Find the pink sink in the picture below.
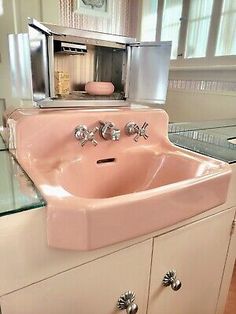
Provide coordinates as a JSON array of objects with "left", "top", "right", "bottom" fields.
[
  {"left": 58, "top": 150, "right": 217, "bottom": 198},
  {"left": 8, "top": 107, "right": 231, "bottom": 250}
]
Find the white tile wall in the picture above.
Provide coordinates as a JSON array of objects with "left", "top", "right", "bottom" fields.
[{"left": 168, "top": 79, "right": 236, "bottom": 93}]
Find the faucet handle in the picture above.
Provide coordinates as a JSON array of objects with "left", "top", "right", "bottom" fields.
[
  {"left": 125, "top": 122, "right": 149, "bottom": 142},
  {"left": 74, "top": 125, "right": 99, "bottom": 147},
  {"left": 134, "top": 122, "right": 149, "bottom": 142},
  {"left": 125, "top": 122, "right": 139, "bottom": 136}
]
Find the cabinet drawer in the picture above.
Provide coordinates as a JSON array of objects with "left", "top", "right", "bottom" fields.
[
  {"left": 148, "top": 209, "right": 235, "bottom": 314},
  {"left": 1, "top": 239, "right": 152, "bottom": 314}
]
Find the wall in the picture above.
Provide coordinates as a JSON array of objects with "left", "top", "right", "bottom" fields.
[
  {"left": 54, "top": 48, "right": 95, "bottom": 91},
  {"left": 138, "top": 1, "right": 236, "bottom": 122},
  {"left": 0, "top": 0, "right": 19, "bottom": 113},
  {"left": 0, "top": 0, "right": 141, "bottom": 116},
  {"left": 0, "top": 0, "right": 59, "bottom": 113},
  {"left": 59, "top": 0, "right": 141, "bottom": 37},
  {"left": 164, "top": 69, "right": 236, "bottom": 122},
  {"left": 55, "top": 0, "right": 142, "bottom": 92},
  {"left": 2, "top": 1, "right": 235, "bottom": 122}
]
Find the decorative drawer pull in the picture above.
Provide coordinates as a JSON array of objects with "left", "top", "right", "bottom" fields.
[
  {"left": 162, "top": 270, "right": 182, "bottom": 291},
  {"left": 117, "top": 291, "right": 138, "bottom": 314}
]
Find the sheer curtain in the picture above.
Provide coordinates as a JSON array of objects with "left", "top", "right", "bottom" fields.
[
  {"left": 140, "top": 0, "right": 158, "bottom": 41},
  {"left": 161, "top": 0, "right": 183, "bottom": 59},
  {"left": 185, "top": 0, "right": 214, "bottom": 58},
  {"left": 0, "top": 0, "right": 3, "bottom": 16},
  {"left": 216, "top": 0, "right": 236, "bottom": 56}
]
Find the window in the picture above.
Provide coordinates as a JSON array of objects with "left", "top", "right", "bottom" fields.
[
  {"left": 140, "top": 0, "right": 236, "bottom": 66},
  {"left": 161, "top": 0, "right": 183, "bottom": 59},
  {"left": 185, "top": 0, "right": 214, "bottom": 58},
  {"left": 215, "top": 0, "right": 236, "bottom": 56}
]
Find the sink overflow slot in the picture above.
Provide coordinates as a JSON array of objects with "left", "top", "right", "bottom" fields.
[{"left": 97, "top": 158, "right": 116, "bottom": 164}]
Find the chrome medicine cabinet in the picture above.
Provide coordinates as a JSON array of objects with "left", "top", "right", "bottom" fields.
[{"left": 9, "top": 18, "right": 171, "bottom": 108}]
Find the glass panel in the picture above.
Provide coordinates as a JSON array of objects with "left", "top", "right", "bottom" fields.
[
  {"left": 140, "top": 0, "right": 158, "bottom": 41},
  {"left": 0, "top": 151, "right": 45, "bottom": 216},
  {"left": 169, "top": 124, "right": 236, "bottom": 164},
  {"left": 0, "top": 134, "right": 6, "bottom": 150},
  {"left": 215, "top": 0, "right": 236, "bottom": 56},
  {"left": 169, "top": 118, "right": 236, "bottom": 133},
  {"left": 0, "top": 100, "right": 7, "bottom": 151},
  {"left": 169, "top": 132, "right": 236, "bottom": 163},
  {"left": 185, "top": 0, "right": 214, "bottom": 58},
  {"left": 161, "top": 0, "right": 183, "bottom": 59}
]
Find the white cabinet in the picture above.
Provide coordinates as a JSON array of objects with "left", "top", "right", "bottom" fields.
[
  {"left": 1, "top": 209, "right": 235, "bottom": 314},
  {"left": 148, "top": 208, "right": 235, "bottom": 314},
  {"left": 1, "top": 240, "right": 152, "bottom": 314}
]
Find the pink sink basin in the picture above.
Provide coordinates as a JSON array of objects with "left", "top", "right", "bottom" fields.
[
  {"left": 8, "top": 107, "right": 231, "bottom": 250},
  {"left": 58, "top": 150, "right": 217, "bottom": 199}
]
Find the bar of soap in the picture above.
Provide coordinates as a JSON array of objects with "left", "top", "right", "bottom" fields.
[{"left": 85, "top": 82, "right": 114, "bottom": 95}]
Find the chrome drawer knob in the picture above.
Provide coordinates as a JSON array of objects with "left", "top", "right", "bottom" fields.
[
  {"left": 162, "top": 270, "right": 182, "bottom": 291},
  {"left": 117, "top": 291, "right": 138, "bottom": 314}
]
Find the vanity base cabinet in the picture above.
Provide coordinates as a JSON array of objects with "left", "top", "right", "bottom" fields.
[
  {"left": 0, "top": 209, "right": 235, "bottom": 314},
  {"left": 0, "top": 240, "right": 152, "bottom": 314},
  {"left": 216, "top": 209, "right": 236, "bottom": 314},
  {"left": 148, "top": 208, "right": 235, "bottom": 314}
]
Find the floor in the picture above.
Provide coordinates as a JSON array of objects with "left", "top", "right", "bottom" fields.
[{"left": 224, "top": 264, "right": 236, "bottom": 314}]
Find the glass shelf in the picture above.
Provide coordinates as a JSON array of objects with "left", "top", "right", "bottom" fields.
[
  {"left": 169, "top": 123, "right": 236, "bottom": 164},
  {"left": 0, "top": 151, "right": 46, "bottom": 217},
  {"left": 169, "top": 118, "right": 236, "bottom": 133}
]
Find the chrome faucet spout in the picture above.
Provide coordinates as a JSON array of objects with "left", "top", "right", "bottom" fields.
[{"left": 99, "top": 121, "right": 121, "bottom": 141}]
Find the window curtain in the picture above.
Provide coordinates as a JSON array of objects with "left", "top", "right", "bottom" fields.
[
  {"left": 185, "top": 0, "right": 214, "bottom": 58},
  {"left": 161, "top": 0, "right": 183, "bottom": 59},
  {"left": 216, "top": 0, "right": 236, "bottom": 56}
]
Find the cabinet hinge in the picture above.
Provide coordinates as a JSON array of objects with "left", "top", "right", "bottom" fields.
[{"left": 231, "top": 220, "right": 236, "bottom": 235}]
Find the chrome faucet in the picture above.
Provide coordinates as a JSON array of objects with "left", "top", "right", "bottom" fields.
[
  {"left": 74, "top": 125, "right": 99, "bottom": 147},
  {"left": 125, "top": 122, "right": 149, "bottom": 142},
  {"left": 74, "top": 121, "right": 148, "bottom": 146},
  {"left": 99, "top": 121, "right": 121, "bottom": 141}
]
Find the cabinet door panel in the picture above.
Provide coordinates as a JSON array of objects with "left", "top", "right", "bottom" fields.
[
  {"left": 148, "top": 209, "right": 235, "bottom": 314},
  {"left": 1, "top": 240, "right": 152, "bottom": 314}
]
